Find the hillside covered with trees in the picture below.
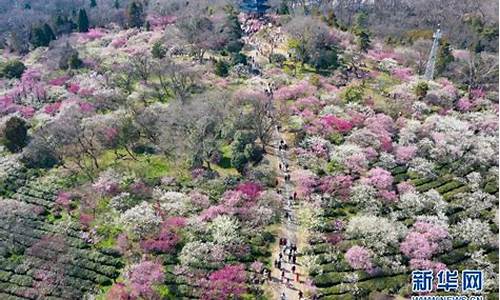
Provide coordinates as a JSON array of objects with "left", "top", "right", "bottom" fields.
[{"left": 0, "top": 0, "right": 498, "bottom": 299}]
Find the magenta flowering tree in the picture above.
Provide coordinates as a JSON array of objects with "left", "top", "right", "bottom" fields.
[
  {"left": 345, "top": 245, "right": 373, "bottom": 272},
  {"left": 48, "top": 75, "right": 70, "bottom": 86},
  {"left": 291, "top": 169, "right": 318, "bottom": 199},
  {"left": 367, "top": 49, "right": 400, "bottom": 61},
  {"left": 319, "top": 114, "right": 353, "bottom": 134},
  {"left": 318, "top": 175, "right": 353, "bottom": 200},
  {"left": 126, "top": 260, "right": 165, "bottom": 299},
  {"left": 189, "top": 191, "right": 211, "bottom": 210},
  {"left": 92, "top": 170, "right": 121, "bottom": 196},
  {"left": 235, "top": 182, "right": 263, "bottom": 201},
  {"left": 326, "top": 232, "right": 343, "bottom": 245},
  {"left": 79, "top": 213, "right": 94, "bottom": 228},
  {"left": 391, "top": 67, "right": 413, "bottom": 81},
  {"left": 394, "top": 145, "right": 417, "bottom": 163},
  {"left": 106, "top": 282, "right": 132, "bottom": 300},
  {"left": 274, "top": 81, "right": 316, "bottom": 101},
  {"left": 55, "top": 191, "right": 72, "bottom": 210},
  {"left": 363, "top": 113, "right": 395, "bottom": 151},
  {"left": 147, "top": 14, "right": 177, "bottom": 29},
  {"left": 200, "top": 205, "right": 230, "bottom": 221},
  {"left": 294, "top": 96, "right": 323, "bottom": 113},
  {"left": 111, "top": 37, "right": 128, "bottom": 48},
  {"left": 366, "top": 167, "right": 394, "bottom": 190},
  {"left": 456, "top": 97, "right": 473, "bottom": 111},
  {"left": 141, "top": 224, "right": 180, "bottom": 254},
  {"left": 250, "top": 261, "right": 264, "bottom": 273},
  {"left": 85, "top": 28, "right": 105, "bottom": 40},
  {"left": 43, "top": 102, "right": 62, "bottom": 115},
  {"left": 202, "top": 264, "right": 247, "bottom": 300},
  {"left": 68, "top": 83, "right": 80, "bottom": 94},
  {"left": 400, "top": 221, "right": 449, "bottom": 260},
  {"left": 79, "top": 100, "right": 95, "bottom": 112},
  {"left": 397, "top": 182, "right": 416, "bottom": 194}
]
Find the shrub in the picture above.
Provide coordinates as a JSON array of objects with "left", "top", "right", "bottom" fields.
[
  {"left": 415, "top": 81, "right": 429, "bottom": 99},
  {"left": 2, "top": 116, "right": 28, "bottom": 153},
  {"left": 21, "top": 137, "right": 59, "bottom": 168},
  {"left": 269, "top": 53, "right": 286, "bottom": 66},
  {"left": 1, "top": 60, "right": 26, "bottom": 79},
  {"left": 68, "top": 52, "right": 83, "bottom": 69},
  {"left": 215, "top": 60, "right": 229, "bottom": 77},
  {"left": 231, "top": 52, "right": 247, "bottom": 65},
  {"left": 151, "top": 40, "right": 167, "bottom": 59},
  {"left": 341, "top": 85, "right": 364, "bottom": 103}
]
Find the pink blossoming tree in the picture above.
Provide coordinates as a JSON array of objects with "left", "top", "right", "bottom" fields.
[{"left": 202, "top": 264, "right": 247, "bottom": 300}]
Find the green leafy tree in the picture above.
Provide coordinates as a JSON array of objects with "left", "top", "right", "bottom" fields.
[
  {"left": 277, "top": 1, "right": 290, "bottom": 15},
  {"left": 2, "top": 116, "right": 28, "bottom": 153},
  {"left": 435, "top": 40, "right": 454, "bottom": 75},
  {"left": 223, "top": 11, "right": 243, "bottom": 53},
  {"left": 356, "top": 30, "right": 371, "bottom": 52},
  {"left": 30, "top": 26, "right": 48, "bottom": 48},
  {"left": 127, "top": 1, "right": 145, "bottom": 28},
  {"left": 151, "top": 41, "right": 167, "bottom": 59},
  {"left": 341, "top": 85, "right": 364, "bottom": 103},
  {"left": 90, "top": 0, "right": 97, "bottom": 8},
  {"left": 30, "top": 23, "right": 55, "bottom": 48},
  {"left": 353, "top": 12, "right": 371, "bottom": 52},
  {"left": 68, "top": 52, "right": 83, "bottom": 69},
  {"left": 43, "top": 23, "right": 56, "bottom": 42},
  {"left": 415, "top": 81, "right": 429, "bottom": 99},
  {"left": 1, "top": 60, "right": 26, "bottom": 79},
  {"left": 324, "top": 9, "right": 338, "bottom": 27},
  {"left": 78, "top": 9, "right": 89, "bottom": 32},
  {"left": 230, "top": 130, "right": 259, "bottom": 173},
  {"left": 215, "top": 60, "right": 229, "bottom": 77}
]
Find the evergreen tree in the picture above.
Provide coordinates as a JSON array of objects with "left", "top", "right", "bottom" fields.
[
  {"left": 127, "top": 1, "right": 145, "bottom": 28},
  {"left": 43, "top": 23, "right": 56, "bottom": 42},
  {"left": 356, "top": 30, "right": 371, "bottom": 52},
  {"left": 1, "top": 60, "right": 26, "bottom": 79},
  {"left": 435, "top": 39, "right": 454, "bottom": 75},
  {"left": 78, "top": 9, "right": 89, "bottom": 32},
  {"left": 277, "top": 1, "right": 289, "bottom": 15},
  {"left": 90, "top": 0, "right": 97, "bottom": 8},
  {"left": 114, "top": 0, "right": 120, "bottom": 9},
  {"left": 30, "top": 26, "right": 48, "bottom": 48},
  {"left": 151, "top": 40, "right": 166, "bottom": 59},
  {"left": 2, "top": 116, "right": 28, "bottom": 153},
  {"left": 324, "top": 9, "right": 338, "bottom": 27},
  {"left": 68, "top": 52, "right": 83, "bottom": 69},
  {"left": 353, "top": 12, "right": 371, "bottom": 52}
]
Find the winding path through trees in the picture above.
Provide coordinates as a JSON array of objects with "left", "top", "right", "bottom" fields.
[{"left": 267, "top": 124, "right": 311, "bottom": 300}]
